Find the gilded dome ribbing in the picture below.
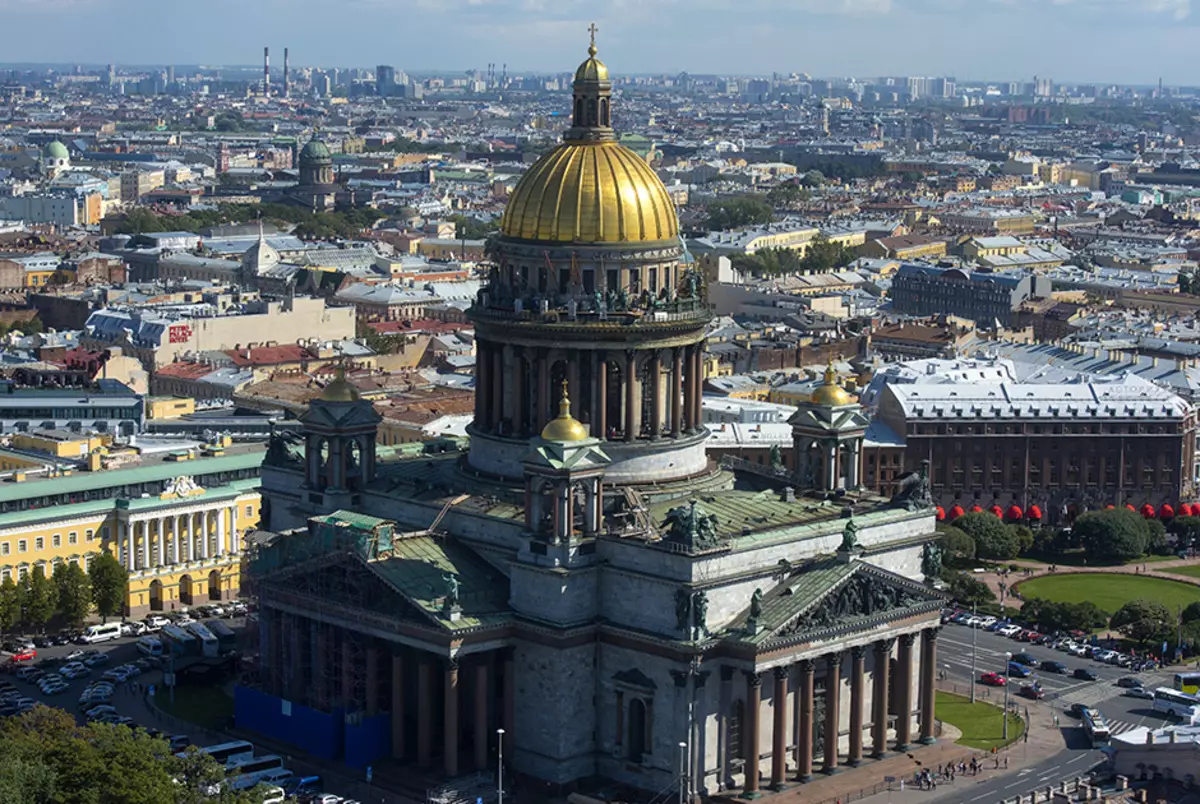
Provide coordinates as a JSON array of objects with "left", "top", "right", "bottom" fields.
[
  {"left": 500, "top": 141, "right": 678, "bottom": 244},
  {"left": 541, "top": 381, "right": 589, "bottom": 442},
  {"left": 810, "top": 362, "right": 853, "bottom": 407}
]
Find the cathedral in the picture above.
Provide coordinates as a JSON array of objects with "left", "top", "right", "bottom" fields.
[{"left": 246, "top": 35, "right": 945, "bottom": 798}]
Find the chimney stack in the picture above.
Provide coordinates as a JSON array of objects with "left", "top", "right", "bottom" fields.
[
  {"left": 263, "top": 46, "right": 270, "bottom": 96},
  {"left": 283, "top": 47, "right": 290, "bottom": 97}
]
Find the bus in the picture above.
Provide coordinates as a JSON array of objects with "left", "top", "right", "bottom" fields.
[
  {"left": 1081, "top": 707, "right": 1111, "bottom": 747},
  {"left": 176, "top": 740, "right": 255, "bottom": 768},
  {"left": 1174, "top": 673, "right": 1200, "bottom": 695},
  {"left": 185, "top": 621, "right": 219, "bottom": 659},
  {"left": 77, "top": 622, "right": 122, "bottom": 644},
  {"left": 225, "top": 755, "right": 286, "bottom": 790},
  {"left": 136, "top": 636, "right": 164, "bottom": 657},
  {"left": 1152, "top": 687, "right": 1200, "bottom": 721},
  {"left": 160, "top": 624, "right": 198, "bottom": 657},
  {"left": 205, "top": 619, "right": 237, "bottom": 654}
]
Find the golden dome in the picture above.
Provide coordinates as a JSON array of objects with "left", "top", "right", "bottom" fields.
[
  {"left": 320, "top": 366, "right": 361, "bottom": 402},
  {"left": 810, "top": 362, "right": 853, "bottom": 407},
  {"left": 575, "top": 45, "right": 609, "bottom": 82},
  {"left": 501, "top": 141, "right": 678, "bottom": 244},
  {"left": 541, "top": 381, "right": 589, "bottom": 442}
]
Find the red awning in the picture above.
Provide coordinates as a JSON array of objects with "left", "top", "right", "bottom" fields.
[
  {"left": 1104, "top": 504, "right": 1115, "bottom": 509},
  {"left": 1160, "top": 504, "right": 1175, "bottom": 519},
  {"left": 1007, "top": 505, "right": 1023, "bottom": 521},
  {"left": 949, "top": 505, "right": 965, "bottom": 520},
  {"left": 1125, "top": 504, "right": 1137, "bottom": 512},
  {"left": 1140, "top": 503, "right": 1156, "bottom": 519},
  {"left": 1028, "top": 505, "right": 1042, "bottom": 519},
  {"left": 1181, "top": 503, "right": 1194, "bottom": 517},
  {"left": 935, "top": 506, "right": 946, "bottom": 521},
  {"left": 970, "top": 504, "right": 983, "bottom": 514},
  {"left": 989, "top": 505, "right": 1004, "bottom": 518}
]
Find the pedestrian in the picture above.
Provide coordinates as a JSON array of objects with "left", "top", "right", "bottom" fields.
[
  {"left": 1004, "top": 756, "right": 1008, "bottom": 769},
  {"left": 899, "top": 779, "right": 905, "bottom": 792}
]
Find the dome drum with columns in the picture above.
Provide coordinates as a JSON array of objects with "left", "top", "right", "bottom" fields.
[{"left": 468, "top": 35, "right": 713, "bottom": 488}]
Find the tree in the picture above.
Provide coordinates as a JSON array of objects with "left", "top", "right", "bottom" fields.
[
  {"left": 0, "top": 575, "right": 19, "bottom": 636},
  {"left": 954, "top": 512, "right": 1021, "bottom": 560},
  {"left": 1182, "top": 601, "right": 1200, "bottom": 624},
  {"left": 1074, "top": 509, "right": 1148, "bottom": 564},
  {"left": 938, "top": 525, "right": 976, "bottom": 563},
  {"left": 54, "top": 562, "right": 91, "bottom": 628},
  {"left": 1008, "top": 525, "right": 1035, "bottom": 555},
  {"left": 941, "top": 569, "right": 995, "bottom": 606},
  {"left": 88, "top": 552, "right": 128, "bottom": 623},
  {"left": 447, "top": 214, "right": 495, "bottom": 241},
  {"left": 798, "top": 233, "right": 856, "bottom": 275},
  {"left": 1110, "top": 599, "right": 1174, "bottom": 645},
  {"left": 705, "top": 196, "right": 774, "bottom": 230},
  {"left": 1169, "top": 515, "right": 1200, "bottom": 549},
  {"left": 801, "top": 169, "right": 826, "bottom": 187},
  {"left": 22, "top": 566, "right": 56, "bottom": 633},
  {"left": 765, "top": 182, "right": 809, "bottom": 209},
  {"left": 730, "top": 247, "right": 804, "bottom": 278},
  {"left": 0, "top": 705, "right": 262, "bottom": 804},
  {"left": 1144, "top": 518, "right": 1170, "bottom": 556},
  {"left": 1020, "top": 598, "right": 1109, "bottom": 633},
  {"left": 1180, "top": 271, "right": 1193, "bottom": 295}
]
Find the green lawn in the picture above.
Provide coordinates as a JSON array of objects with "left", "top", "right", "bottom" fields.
[
  {"left": 1017, "top": 573, "right": 1199, "bottom": 614},
  {"left": 153, "top": 685, "right": 234, "bottom": 730},
  {"left": 1167, "top": 565, "right": 1200, "bottom": 580},
  {"left": 936, "top": 691, "right": 1024, "bottom": 750}
]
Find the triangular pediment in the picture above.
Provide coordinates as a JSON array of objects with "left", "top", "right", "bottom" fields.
[
  {"left": 789, "top": 406, "right": 870, "bottom": 435},
  {"left": 728, "top": 559, "right": 944, "bottom": 648}
]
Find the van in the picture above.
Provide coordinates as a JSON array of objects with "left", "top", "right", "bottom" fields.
[
  {"left": 78, "top": 623, "right": 122, "bottom": 644},
  {"left": 137, "top": 637, "right": 164, "bottom": 657}
]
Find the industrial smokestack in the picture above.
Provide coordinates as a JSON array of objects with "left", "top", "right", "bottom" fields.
[
  {"left": 263, "top": 46, "right": 270, "bottom": 96},
  {"left": 283, "top": 47, "right": 290, "bottom": 98}
]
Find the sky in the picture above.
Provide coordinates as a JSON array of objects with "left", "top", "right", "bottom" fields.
[{"left": 1, "top": 0, "right": 1197, "bottom": 86}]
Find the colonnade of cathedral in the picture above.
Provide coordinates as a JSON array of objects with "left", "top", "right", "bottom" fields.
[
  {"left": 473, "top": 340, "right": 706, "bottom": 441},
  {"left": 732, "top": 628, "right": 939, "bottom": 792}
]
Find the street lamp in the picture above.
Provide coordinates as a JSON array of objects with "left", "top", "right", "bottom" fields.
[
  {"left": 497, "top": 728, "right": 505, "bottom": 804},
  {"left": 1003, "top": 652, "right": 1011, "bottom": 741},
  {"left": 677, "top": 741, "right": 688, "bottom": 804}
]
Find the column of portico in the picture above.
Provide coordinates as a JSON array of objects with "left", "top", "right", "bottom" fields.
[
  {"left": 156, "top": 518, "right": 165, "bottom": 567},
  {"left": 847, "top": 646, "right": 866, "bottom": 766},
  {"left": 823, "top": 653, "right": 842, "bottom": 774},
  {"left": 417, "top": 657, "right": 433, "bottom": 768},
  {"left": 444, "top": 659, "right": 460, "bottom": 777},
  {"left": 770, "top": 667, "right": 788, "bottom": 789},
  {"left": 743, "top": 671, "right": 761, "bottom": 795},
  {"left": 624, "top": 350, "right": 636, "bottom": 442},
  {"left": 216, "top": 508, "right": 226, "bottom": 557},
  {"left": 691, "top": 344, "right": 703, "bottom": 431},
  {"left": 671, "top": 347, "right": 683, "bottom": 438},
  {"left": 872, "top": 638, "right": 894, "bottom": 758},
  {"left": 895, "top": 633, "right": 916, "bottom": 751},
  {"left": 919, "top": 629, "right": 939, "bottom": 744},
  {"left": 140, "top": 521, "right": 150, "bottom": 569},
  {"left": 649, "top": 352, "right": 662, "bottom": 439},
  {"left": 795, "top": 659, "right": 815, "bottom": 782}
]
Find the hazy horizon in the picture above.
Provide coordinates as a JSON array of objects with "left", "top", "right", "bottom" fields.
[{"left": 0, "top": 0, "right": 1196, "bottom": 86}]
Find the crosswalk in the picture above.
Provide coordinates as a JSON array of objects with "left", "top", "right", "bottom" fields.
[{"left": 1106, "top": 719, "right": 1146, "bottom": 737}]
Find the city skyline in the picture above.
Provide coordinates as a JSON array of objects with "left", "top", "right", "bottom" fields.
[{"left": 1, "top": 0, "right": 1197, "bottom": 86}]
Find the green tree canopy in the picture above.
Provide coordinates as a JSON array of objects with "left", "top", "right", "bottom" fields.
[
  {"left": 1182, "top": 601, "right": 1200, "bottom": 624},
  {"left": 1020, "top": 598, "right": 1109, "bottom": 633},
  {"left": 765, "top": 182, "right": 810, "bottom": 209},
  {"left": 1169, "top": 515, "right": 1200, "bottom": 547},
  {"left": 1008, "top": 525, "right": 1035, "bottom": 555},
  {"left": 22, "top": 565, "right": 56, "bottom": 632},
  {"left": 954, "top": 512, "right": 1021, "bottom": 560},
  {"left": 88, "top": 553, "right": 128, "bottom": 623},
  {"left": 0, "top": 575, "right": 19, "bottom": 635},
  {"left": 941, "top": 569, "right": 995, "bottom": 606},
  {"left": 730, "top": 247, "right": 803, "bottom": 278},
  {"left": 705, "top": 196, "right": 774, "bottom": 230},
  {"left": 798, "top": 233, "right": 856, "bottom": 274},
  {"left": 938, "top": 525, "right": 976, "bottom": 563},
  {"left": 0, "top": 706, "right": 261, "bottom": 804},
  {"left": 801, "top": 169, "right": 826, "bottom": 187},
  {"left": 1110, "top": 599, "right": 1175, "bottom": 645},
  {"left": 54, "top": 561, "right": 91, "bottom": 628},
  {"left": 447, "top": 214, "right": 496, "bottom": 241},
  {"left": 1074, "top": 509, "right": 1148, "bottom": 564}
]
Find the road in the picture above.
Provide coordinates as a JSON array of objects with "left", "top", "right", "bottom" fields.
[{"left": 860, "top": 622, "right": 1180, "bottom": 804}]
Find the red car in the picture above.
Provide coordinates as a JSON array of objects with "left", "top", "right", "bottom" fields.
[
  {"left": 979, "top": 672, "right": 1007, "bottom": 687},
  {"left": 1019, "top": 684, "right": 1045, "bottom": 700},
  {"left": 10, "top": 648, "right": 35, "bottom": 662}
]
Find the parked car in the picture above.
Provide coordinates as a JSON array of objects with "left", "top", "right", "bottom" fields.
[
  {"left": 120, "top": 622, "right": 147, "bottom": 637},
  {"left": 1073, "top": 668, "right": 1098, "bottom": 681},
  {"left": 82, "top": 654, "right": 109, "bottom": 667},
  {"left": 997, "top": 624, "right": 1022, "bottom": 637},
  {"left": 1040, "top": 660, "right": 1068, "bottom": 674},
  {"left": 10, "top": 648, "right": 35, "bottom": 662},
  {"left": 979, "top": 672, "right": 1007, "bottom": 687},
  {"left": 1011, "top": 653, "right": 1038, "bottom": 666}
]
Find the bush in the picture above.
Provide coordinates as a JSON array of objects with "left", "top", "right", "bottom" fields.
[
  {"left": 955, "top": 512, "right": 1021, "bottom": 560},
  {"left": 941, "top": 569, "right": 996, "bottom": 606},
  {"left": 1009, "top": 525, "right": 1035, "bottom": 555},
  {"left": 1144, "top": 519, "right": 1170, "bottom": 555},
  {"left": 1020, "top": 597, "right": 1110, "bottom": 633},
  {"left": 1182, "top": 601, "right": 1200, "bottom": 624},
  {"left": 1111, "top": 599, "right": 1174, "bottom": 645},
  {"left": 1169, "top": 516, "right": 1200, "bottom": 548},
  {"left": 1074, "top": 509, "right": 1148, "bottom": 564}
]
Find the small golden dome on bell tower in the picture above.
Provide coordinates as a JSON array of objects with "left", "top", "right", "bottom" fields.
[{"left": 540, "top": 381, "right": 590, "bottom": 442}]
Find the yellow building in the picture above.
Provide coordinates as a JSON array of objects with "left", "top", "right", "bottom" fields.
[
  {"left": 146, "top": 396, "right": 196, "bottom": 420},
  {"left": 0, "top": 444, "right": 264, "bottom": 617},
  {"left": 10, "top": 431, "right": 109, "bottom": 459}
]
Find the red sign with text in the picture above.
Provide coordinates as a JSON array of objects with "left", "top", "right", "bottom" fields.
[{"left": 169, "top": 324, "right": 193, "bottom": 344}]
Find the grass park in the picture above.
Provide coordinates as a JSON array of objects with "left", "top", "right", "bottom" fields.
[
  {"left": 1168, "top": 564, "right": 1200, "bottom": 581},
  {"left": 1017, "top": 572, "right": 1199, "bottom": 615},
  {"left": 935, "top": 691, "right": 1024, "bottom": 751}
]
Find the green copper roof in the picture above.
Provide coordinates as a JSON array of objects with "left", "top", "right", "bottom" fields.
[{"left": 43, "top": 141, "right": 69, "bottom": 160}]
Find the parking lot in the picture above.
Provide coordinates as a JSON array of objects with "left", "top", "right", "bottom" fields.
[{"left": 939, "top": 610, "right": 1180, "bottom": 739}]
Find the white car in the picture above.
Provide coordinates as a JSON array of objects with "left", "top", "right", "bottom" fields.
[
  {"left": 145, "top": 616, "right": 169, "bottom": 630},
  {"left": 998, "top": 624, "right": 1021, "bottom": 637},
  {"left": 120, "top": 622, "right": 147, "bottom": 637}
]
